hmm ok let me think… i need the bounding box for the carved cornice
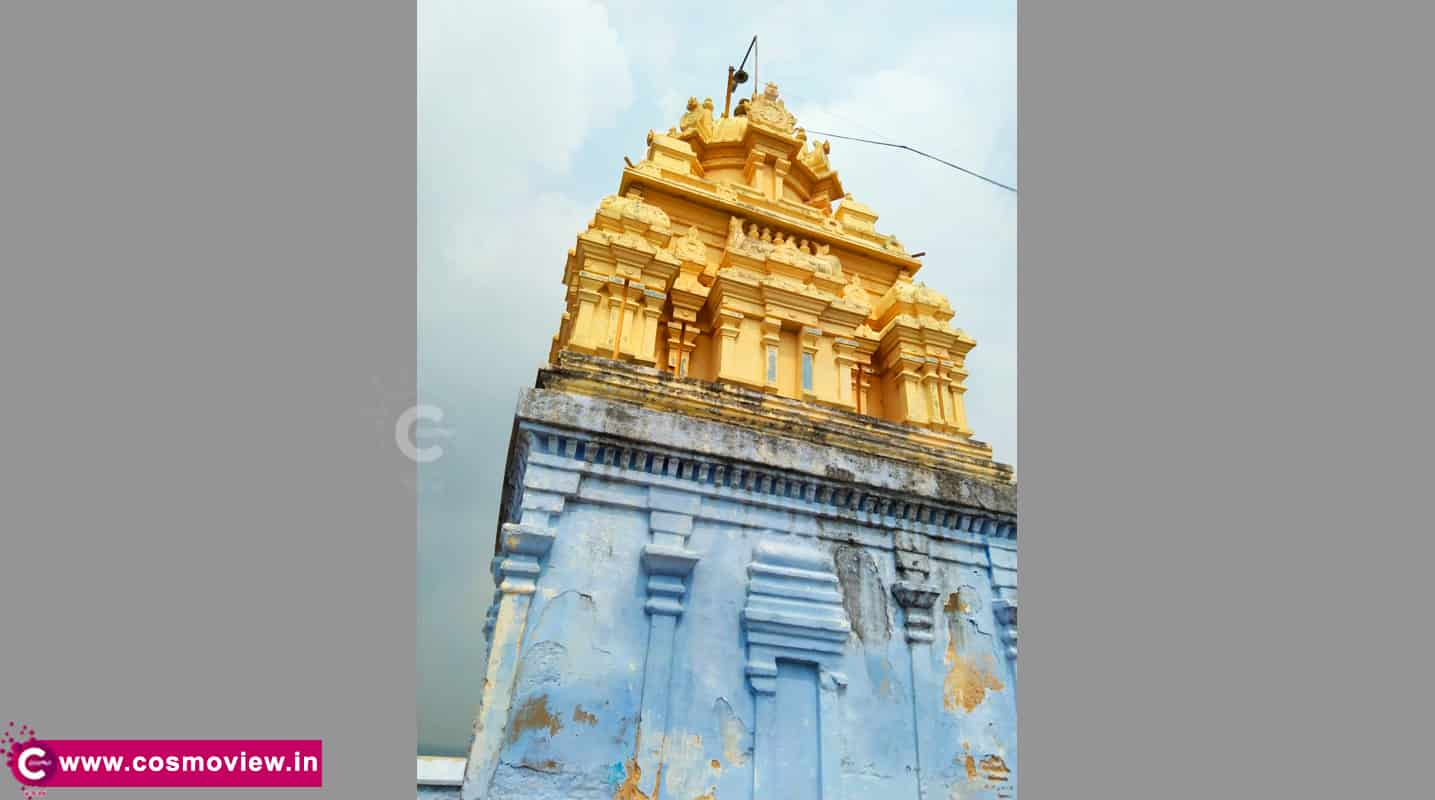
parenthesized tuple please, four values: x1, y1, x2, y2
(510, 421, 1015, 542)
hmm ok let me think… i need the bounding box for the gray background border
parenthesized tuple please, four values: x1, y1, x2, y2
(1, 2, 414, 798)
(1020, 1, 1427, 796)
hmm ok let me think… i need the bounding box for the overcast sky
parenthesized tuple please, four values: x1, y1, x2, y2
(417, 0, 1016, 756)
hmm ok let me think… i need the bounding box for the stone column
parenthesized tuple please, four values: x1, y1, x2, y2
(987, 540, 1018, 675)
(892, 547, 941, 800)
(715, 309, 746, 383)
(633, 487, 702, 798)
(946, 370, 972, 436)
(464, 460, 578, 800)
(637, 286, 665, 364)
(665, 319, 686, 375)
(833, 338, 860, 409)
(569, 271, 607, 352)
(761, 316, 781, 391)
(800, 326, 821, 401)
(743, 149, 768, 198)
(920, 356, 945, 427)
(462, 523, 556, 800)
(772, 157, 792, 203)
(894, 354, 929, 425)
(604, 276, 627, 354)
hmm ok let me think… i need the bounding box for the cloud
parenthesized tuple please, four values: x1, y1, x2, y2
(788, 22, 1017, 463)
(417, 0, 637, 756)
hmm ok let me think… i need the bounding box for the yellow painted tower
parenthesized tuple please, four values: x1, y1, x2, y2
(546, 82, 1009, 482)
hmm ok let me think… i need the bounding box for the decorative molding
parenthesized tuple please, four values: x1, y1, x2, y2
(742, 539, 850, 800)
(741, 539, 851, 693)
(509, 425, 1016, 542)
(993, 599, 1018, 663)
(892, 580, 942, 645)
(464, 523, 558, 800)
(641, 543, 700, 617)
(481, 524, 557, 644)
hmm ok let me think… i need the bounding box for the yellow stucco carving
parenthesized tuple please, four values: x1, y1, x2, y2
(548, 83, 996, 459)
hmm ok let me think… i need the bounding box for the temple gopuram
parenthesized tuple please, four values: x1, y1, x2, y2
(462, 82, 1017, 800)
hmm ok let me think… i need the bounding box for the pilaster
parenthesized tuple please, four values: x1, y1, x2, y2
(892, 548, 942, 800)
(761, 316, 781, 391)
(715, 309, 746, 383)
(987, 541, 1018, 674)
(833, 338, 860, 409)
(462, 523, 556, 800)
(800, 326, 821, 401)
(633, 486, 702, 798)
(464, 457, 579, 800)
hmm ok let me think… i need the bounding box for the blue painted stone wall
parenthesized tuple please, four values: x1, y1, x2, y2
(463, 390, 1017, 800)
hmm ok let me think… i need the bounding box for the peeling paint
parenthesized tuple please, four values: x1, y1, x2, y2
(835, 544, 892, 643)
(979, 754, 1010, 783)
(573, 705, 599, 726)
(714, 698, 750, 767)
(465, 391, 1017, 798)
(611, 757, 651, 800)
(943, 651, 1005, 713)
(943, 592, 1005, 712)
(506, 694, 563, 745)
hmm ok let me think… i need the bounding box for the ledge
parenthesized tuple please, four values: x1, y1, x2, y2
(517, 355, 1016, 516)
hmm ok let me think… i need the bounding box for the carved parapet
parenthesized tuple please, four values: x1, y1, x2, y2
(643, 131, 703, 177)
(595, 188, 672, 242)
(833, 195, 878, 234)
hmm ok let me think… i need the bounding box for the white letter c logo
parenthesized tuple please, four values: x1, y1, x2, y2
(18, 746, 49, 781)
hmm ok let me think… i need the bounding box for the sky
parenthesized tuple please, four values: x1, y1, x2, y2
(417, 0, 1016, 757)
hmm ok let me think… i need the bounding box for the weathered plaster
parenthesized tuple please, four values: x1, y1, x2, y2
(461, 386, 1016, 800)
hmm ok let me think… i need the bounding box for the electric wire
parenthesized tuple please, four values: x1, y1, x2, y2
(804, 129, 1017, 194)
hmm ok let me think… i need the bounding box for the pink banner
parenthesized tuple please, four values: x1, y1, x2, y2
(7, 739, 322, 788)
